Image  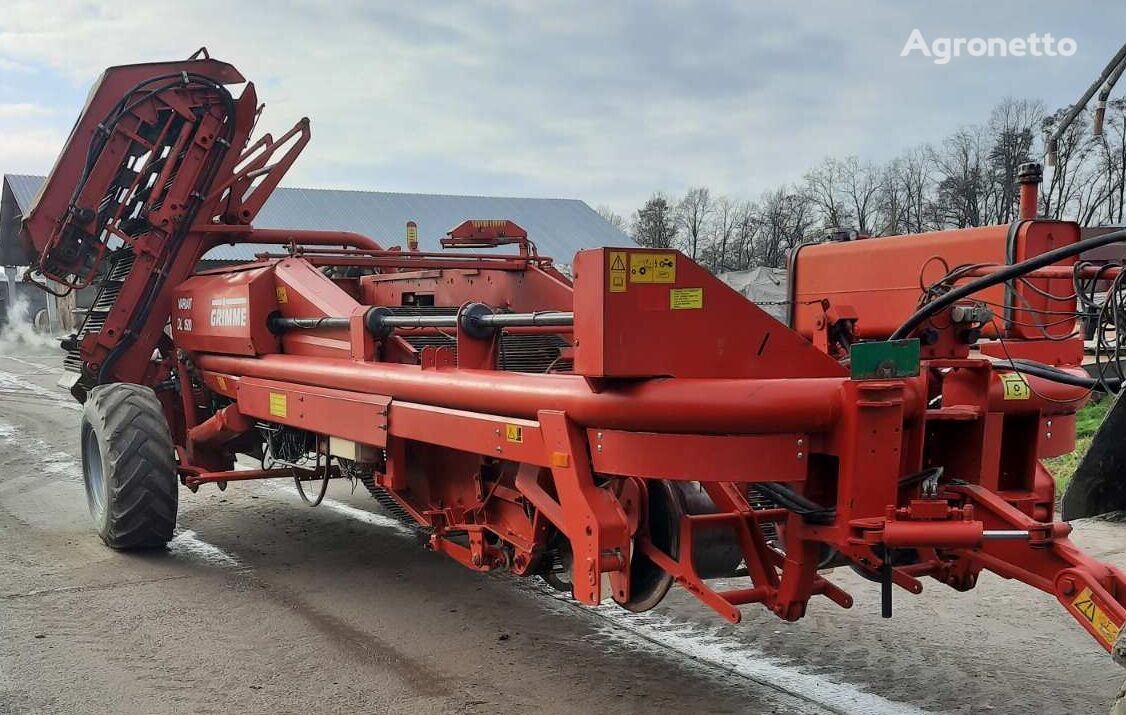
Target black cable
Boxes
[891,225,1126,341]
[758,466,948,526]
[95,76,237,384]
[997,358,1120,390]
[754,482,835,525]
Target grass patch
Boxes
[1044,396,1113,493]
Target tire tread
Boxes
[82,383,177,550]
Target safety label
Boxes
[608,251,627,293]
[269,392,288,418]
[999,373,1030,400]
[670,287,703,310]
[505,424,524,443]
[216,375,228,392]
[1072,587,1122,647]
[276,286,288,304]
[630,253,676,283]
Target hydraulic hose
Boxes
[997,358,1122,391]
[890,226,1126,341]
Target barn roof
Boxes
[0,174,632,265]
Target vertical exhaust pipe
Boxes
[1018,162,1042,220]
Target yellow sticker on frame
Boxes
[999,373,1030,400]
[629,253,676,283]
[670,287,703,310]
[1071,587,1122,647]
[505,424,524,443]
[269,392,288,418]
[608,251,627,293]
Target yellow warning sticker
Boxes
[505,424,523,443]
[216,375,228,392]
[629,253,676,283]
[608,251,627,293]
[1072,587,1122,647]
[999,373,1031,400]
[276,286,288,304]
[670,287,703,310]
[269,392,288,418]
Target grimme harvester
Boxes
[18,51,1126,670]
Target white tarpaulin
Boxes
[718,267,789,324]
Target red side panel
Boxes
[790,220,1080,340]
[172,265,280,356]
[572,248,845,379]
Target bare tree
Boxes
[803,157,852,229]
[676,187,713,261]
[630,193,678,248]
[1041,109,1098,220]
[596,205,626,232]
[1099,99,1126,223]
[707,196,739,272]
[754,187,813,268]
[617,95,1126,277]
[986,98,1043,223]
[905,147,937,233]
[730,200,760,270]
[931,126,990,228]
[840,156,881,234]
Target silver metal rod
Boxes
[477,311,574,327]
[982,530,1030,541]
[380,314,459,328]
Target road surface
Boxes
[1,348,1124,714]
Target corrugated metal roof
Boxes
[2,174,633,263]
[5,174,42,214]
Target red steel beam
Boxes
[193,353,888,434]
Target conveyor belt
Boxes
[64,248,134,374]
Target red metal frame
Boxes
[19,51,1126,671]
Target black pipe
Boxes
[269,304,574,337]
[890,226,1126,341]
[997,358,1122,391]
[268,315,350,332]
[1047,42,1126,163]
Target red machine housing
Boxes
[791,221,1081,342]
[17,52,1126,669]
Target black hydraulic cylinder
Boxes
[268,303,573,337]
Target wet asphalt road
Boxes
[1,349,1124,714]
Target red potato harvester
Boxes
[18,50,1126,668]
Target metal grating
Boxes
[394,307,572,373]
[64,248,134,374]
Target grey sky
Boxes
[0,1,1124,217]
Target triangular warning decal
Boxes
[1075,596,1097,622]
[610,254,626,271]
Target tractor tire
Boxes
[80,383,178,549]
